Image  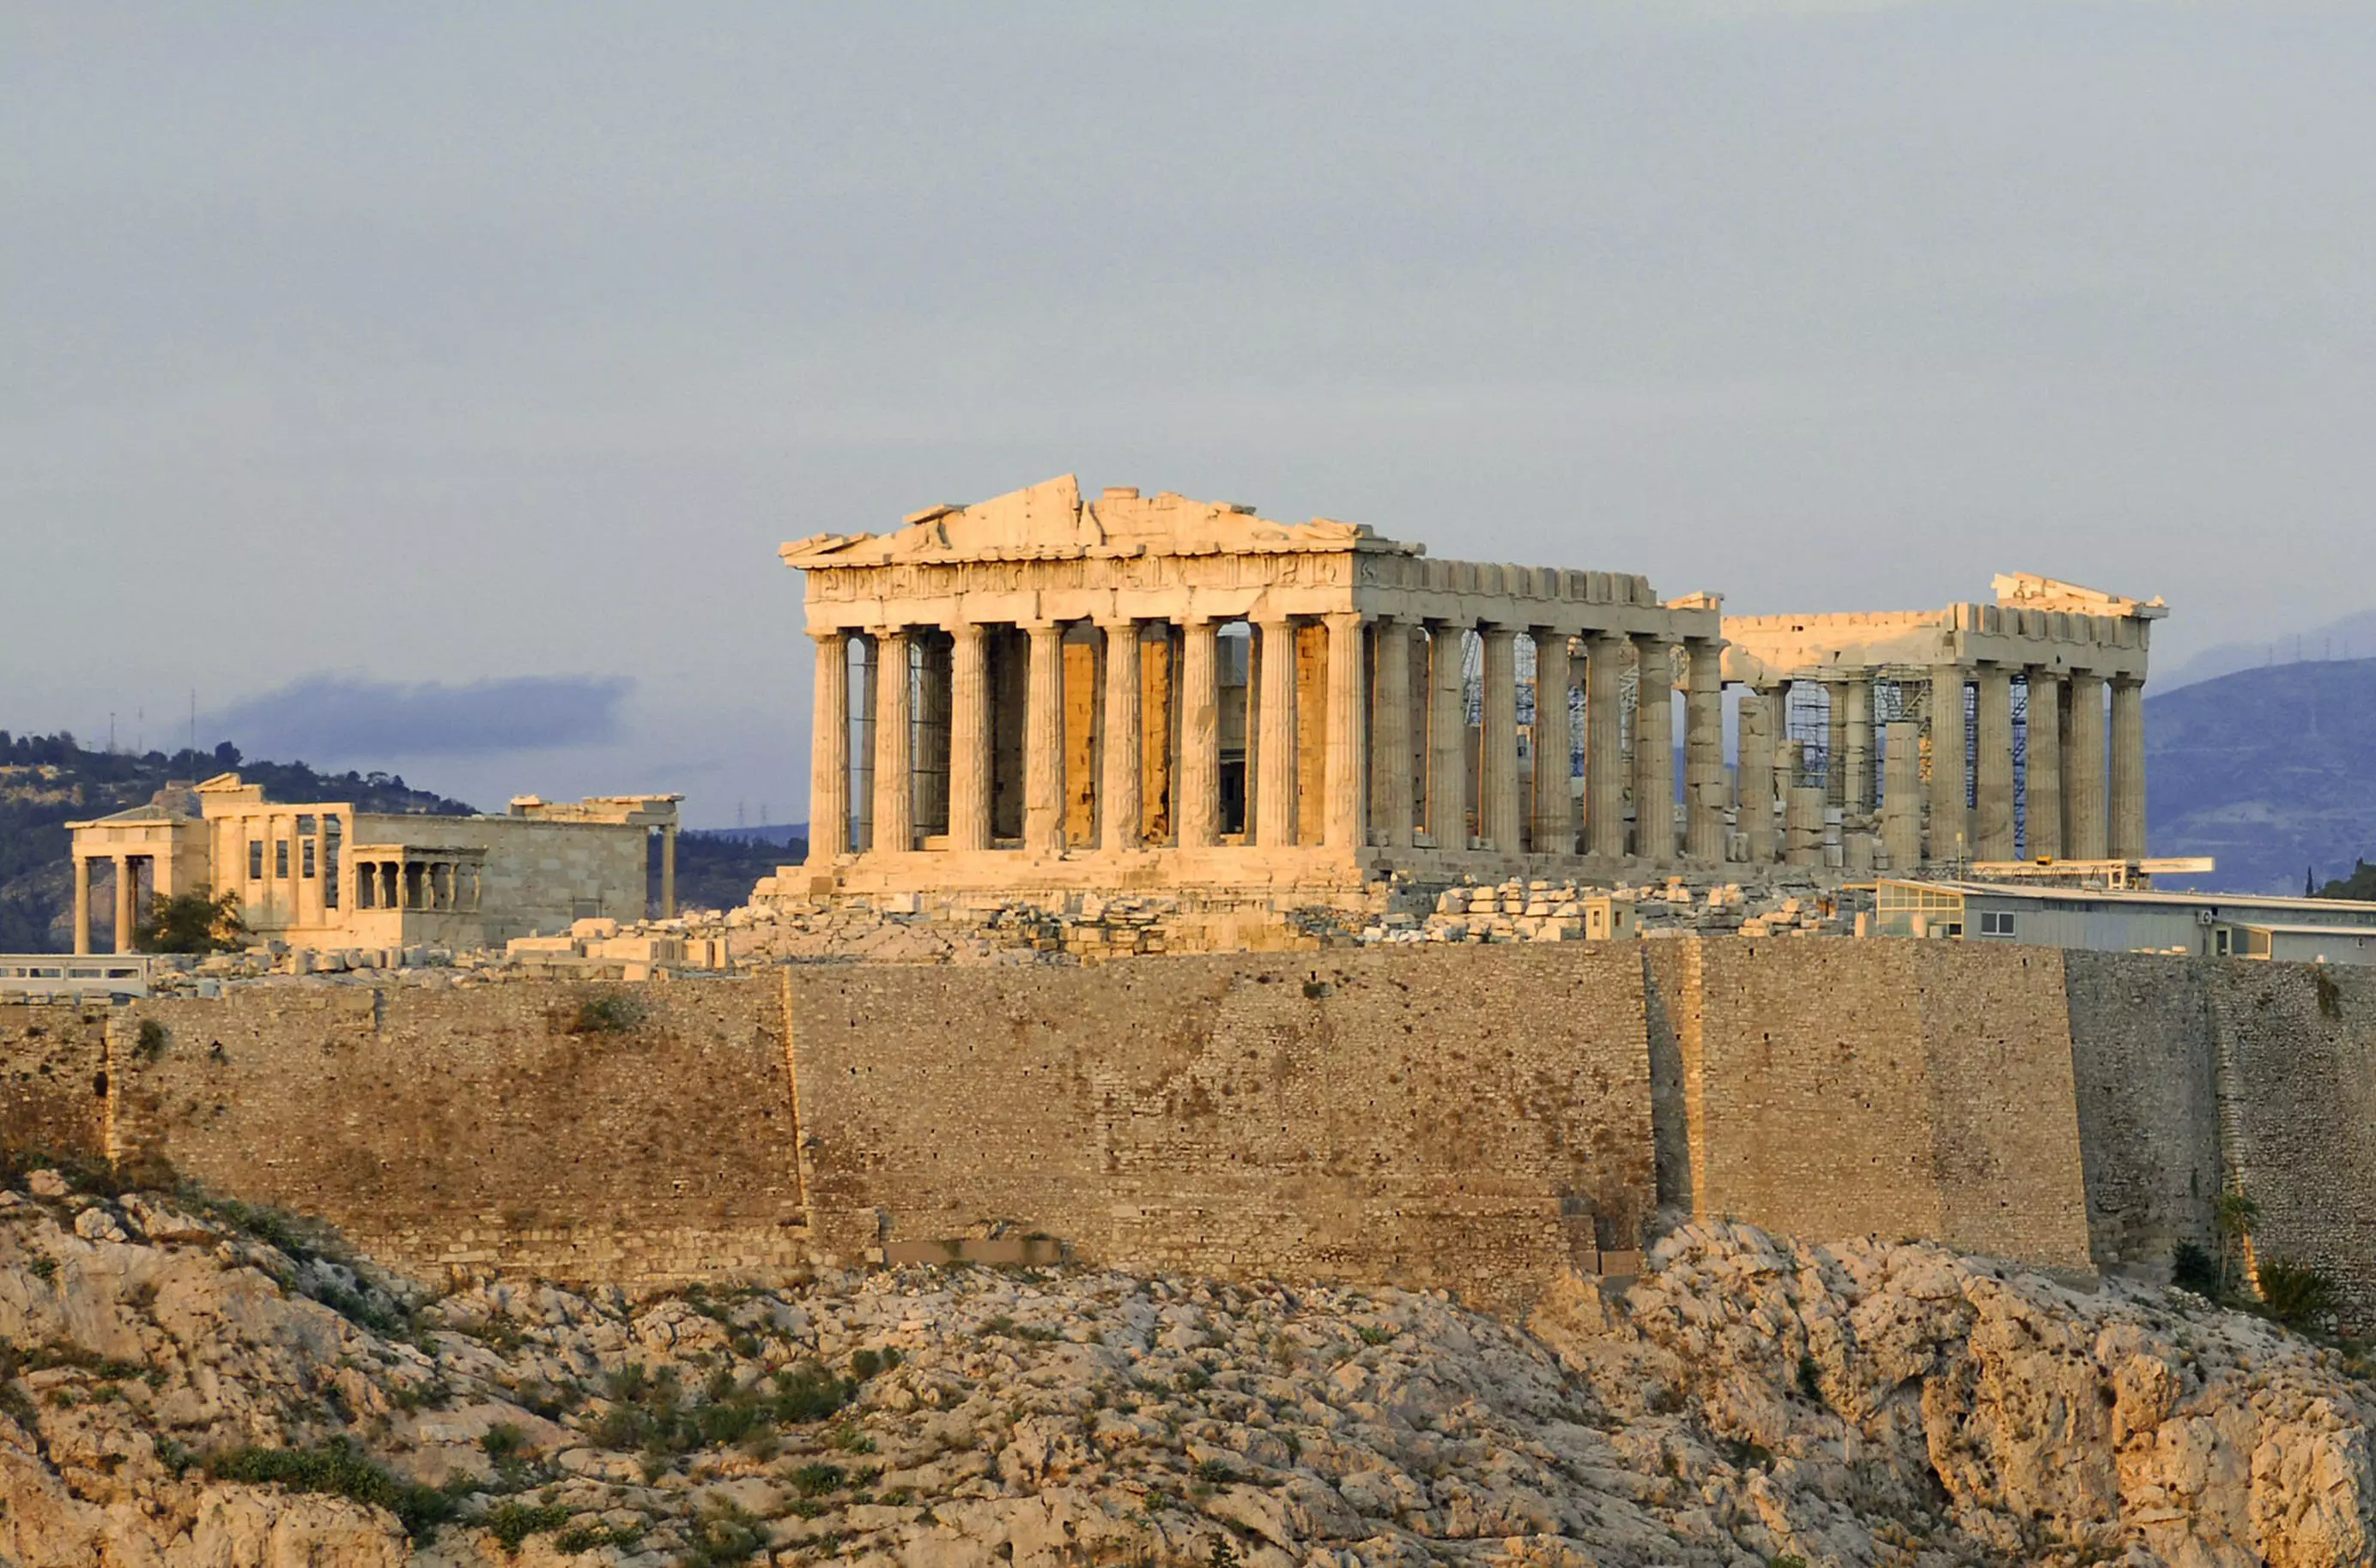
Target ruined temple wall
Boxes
[113,978,803,1285]
[2060,951,2221,1270]
[787,947,1658,1312]
[0,1005,111,1165]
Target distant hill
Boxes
[0,733,472,953]
[2147,659,2376,894]
[2159,608,2376,691]
[674,828,807,915]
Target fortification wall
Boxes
[786,947,1657,1312]
[113,978,803,1285]
[2061,952,2221,1269]
[0,1004,110,1165]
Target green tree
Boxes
[136,887,246,954]
[2213,1189,2260,1298]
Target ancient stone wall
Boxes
[786,947,1658,1312]
[111,978,803,1285]
[2060,951,2222,1268]
[0,1004,110,1165]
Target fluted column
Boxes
[72,857,92,955]
[1737,690,1776,863]
[1179,619,1221,847]
[1253,615,1298,847]
[1684,640,1725,863]
[2064,672,2108,860]
[1478,626,1521,851]
[1369,618,1415,848]
[1322,613,1367,851]
[872,628,914,854]
[1825,684,1850,808]
[948,622,991,851]
[2025,670,2063,860]
[1427,624,1469,848]
[1632,636,1674,860]
[1929,665,1968,863]
[1882,720,1921,869]
[1972,665,2015,861]
[2111,677,2147,859]
[113,854,135,954]
[1023,621,1066,856]
[1100,621,1143,851]
[1842,677,1873,817]
[808,631,849,862]
[1585,633,1627,858]
[1530,629,1573,855]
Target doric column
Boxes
[1323,613,1367,851]
[2064,672,2108,860]
[1530,628,1573,855]
[72,857,92,955]
[1369,618,1415,848]
[1882,720,1922,870]
[1973,664,2015,861]
[1929,664,1968,863]
[1632,636,1674,859]
[1477,626,1521,851]
[1023,621,1066,856]
[113,854,135,954]
[871,628,914,854]
[916,639,952,835]
[1178,619,1221,847]
[659,827,677,916]
[2110,676,2147,859]
[1737,690,1776,863]
[1253,615,1299,847]
[1100,621,1143,851]
[807,630,849,863]
[948,621,991,851]
[1427,624,1469,849]
[1825,684,1850,808]
[1585,632,1627,858]
[1683,640,1725,863]
[1842,677,1873,817]
[2025,670,2064,861]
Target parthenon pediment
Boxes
[1993,572,2168,620]
[779,474,1413,569]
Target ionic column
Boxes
[1584,633,1627,859]
[1929,664,1969,863]
[72,857,92,955]
[1842,677,1873,818]
[1973,664,2015,861]
[807,630,850,863]
[2025,670,2064,861]
[1427,624,1469,848]
[1882,720,1922,870]
[1683,640,1725,863]
[113,854,135,954]
[1253,615,1298,847]
[2064,672,2108,860]
[1023,621,1067,856]
[1179,619,1221,847]
[1323,613,1367,851]
[1737,690,1777,863]
[1530,628,1573,855]
[948,621,991,851]
[2110,676,2147,859]
[1369,618,1415,849]
[871,628,915,854]
[1632,636,1674,860]
[1477,626,1521,851]
[1100,621,1143,852]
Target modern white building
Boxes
[1874,879,2376,964]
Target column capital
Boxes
[1322,609,1366,633]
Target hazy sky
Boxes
[7,3,2372,825]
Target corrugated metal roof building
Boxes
[1873,880,2376,963]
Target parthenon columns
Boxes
[807,631,849,863]
[1683,640,1725,863]
[2026,670,2063,861]
[1737,690,1777,865]
[1370,618,1415,849]
[1427,625,1468,850]
[1632,636,1673,859]
[2110,676,2147,859]
[1840,677,1872,818]
[1478,627,1522,852]
[1024,622,1065,856]
[1530,629,1572,855]
[1930,664,1968,862]
[1323,614,1367,851]
[1100,620,1143,851]
[1973,664,2015,862]
[72,857,92,955]
[872,628,914,855]
[1179,619,1221,848]
[1585,633,1627,859]
[1253,615,1298,848]
[949,622,991,851]
[2064,673,2108,861]
[113,855,135,954]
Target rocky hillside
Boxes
[0,1165,2370,1566]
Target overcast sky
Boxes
[6,3,2371,825]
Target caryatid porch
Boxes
[782,475,1726,897]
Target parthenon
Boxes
[783,476,2162,897]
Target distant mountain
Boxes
[2147,659,2376,894]
[2158,608,2376,691]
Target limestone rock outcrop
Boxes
[0,1168,2366,1566]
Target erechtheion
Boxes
[783,475,2163,898]
[65,774,681,955]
